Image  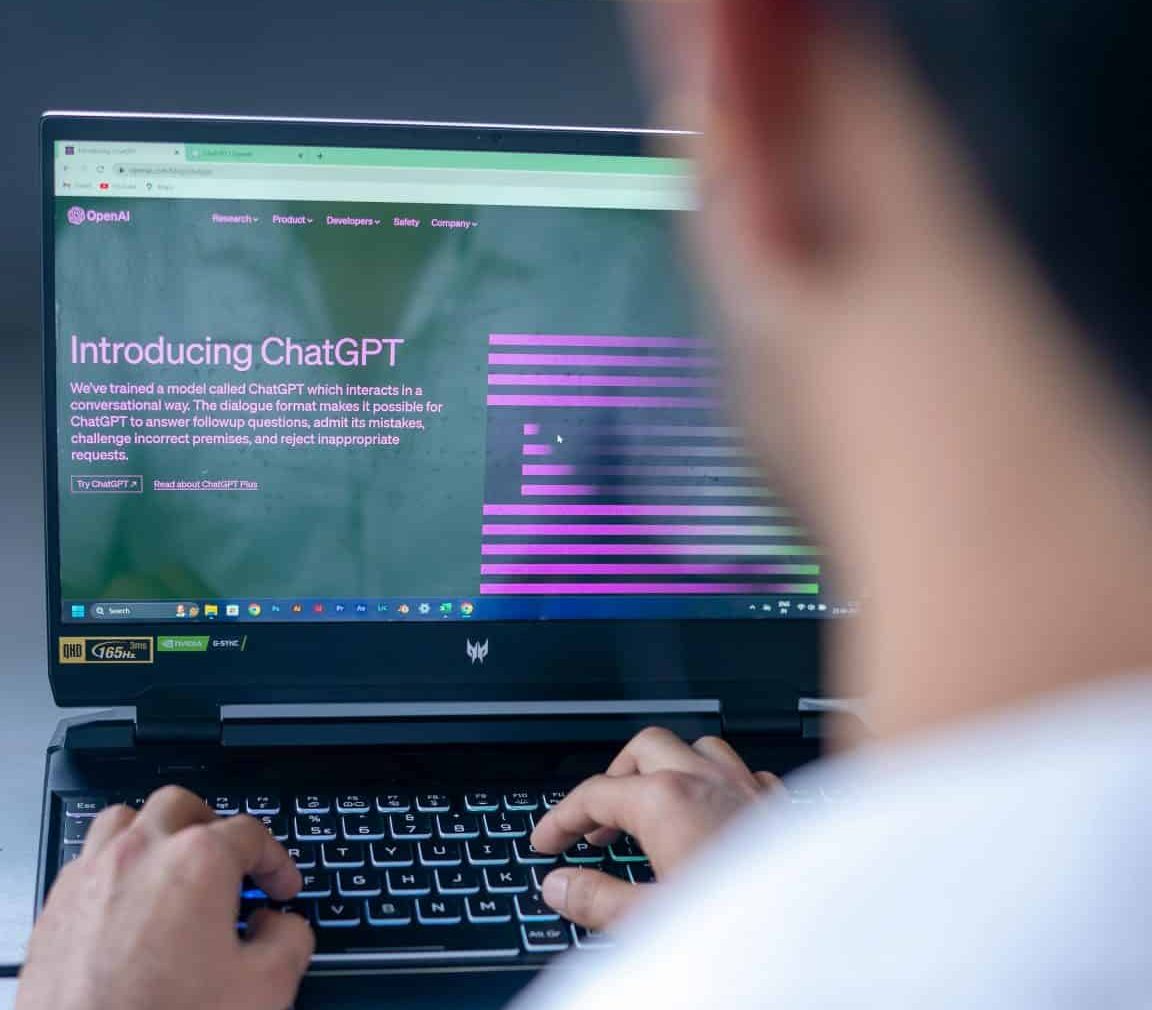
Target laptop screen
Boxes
[50,134,847,632]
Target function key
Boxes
[315,899,360,928]
[123,794,150,810]
[207,795,240,817]
[483,812,529,838]
[335,794,372,814]
[436,812,480,839]
[415,793,452,813]
[563,840,605,864]
[63,797,106,818]
[294,813,337,841]
[464,791,501,812]
[376,792,411,813]
[295,794,331,814]
[521,923,570,952]
[541,789,568,809]
[366,897,412,926]
[246,795,280,815]
[321,842,365,868]
[503,791,538,812]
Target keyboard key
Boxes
[286,843,317,869]
[295,794,331,814]
[464,791,500,812]
[416,896,462,925]
[466,839,511,866]
[62,818,91,843]
[609,835,646,862]
[299,871,333,898]
[122,794,150,810]
[521,923,570,952]
[629,862,656,884]
[386,869,431,896]
[335,794,372,814]
[484,866,529,894]
[515,892,560,922]
[337,870,382,897]
[602,861,631,881]
[256,814,288,841]
[321,842,365,868]
[342,814,386,840]
[59,844,83,866]
[246,795,280,815]
[418,840,462,867]
[503,791,538,812]
[572,924,613,949]
[389,812,433,840]
[310,921,520,958]
[370,841,415,868]
[294,813,337,841]
[436,812,480,839]
[563,840,605,864]
[514,838,557,865]
[542,790,568,809]
[63,797,105,818]
[365,897,413,926]
[484,812,528,838]
[435,867,480,895]
[375,793,411,813]
[207,795,239,817]
[466,895,512,923]
[315,900,360,927]
[415,793,452,813]
[530,866,553,891]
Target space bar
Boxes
[311,923,521,962]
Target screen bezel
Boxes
[42,112,825,713]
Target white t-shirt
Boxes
[515,675,1152,1008]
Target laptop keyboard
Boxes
[55,787,643,962]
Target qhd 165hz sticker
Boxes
[58,637,154,664]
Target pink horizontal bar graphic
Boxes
[522,423,541,436]
[480,582,818,595]
[489,353,714,368]
[481,524,796,536]
[481,563,813,575]
[490,395,715,409]
[490,334,705,348]
[484,504,779,517]
[482,543,815,556]
[522,464,759,478]
[521,484,600,495]
[489,373,718,388]
[522,444,553,456]
[522,464,576,476]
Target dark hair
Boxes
[879,0,1151,417]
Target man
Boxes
[16,0,1152,1006]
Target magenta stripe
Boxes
[522,444,553,456]
[522,464,576,476]
[480,582,817,595]
[522,464,758,478]
[489,373,718,388]
[484,504,778,517]
[491,395,715,409]
[521,484,601,495]
[482,543,812,556]
[481,563,811,575]
[522,423,541,436]
[481,523,795,536]
[489,334,704,348]
[489,353,714,368]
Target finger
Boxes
[541,867,642,931]
[691,736,760,793]
[242,908,314,1009]
[136,785,215,836]
[605,726,710,778]
[82,804,137,858]
[754,770,787,794]
[205,815,302,901]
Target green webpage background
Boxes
[55,199,694,600]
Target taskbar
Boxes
[63,595,858,623]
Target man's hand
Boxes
[531,727,781,930]
[16,786,313,1010]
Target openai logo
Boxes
[67,206,86,226]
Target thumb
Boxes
[541,868,642,931]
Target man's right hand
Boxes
[531,727,782,931]
[16,786,313,1010]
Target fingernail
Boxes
[542,870,569,912]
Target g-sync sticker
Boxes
[59,637,154,664]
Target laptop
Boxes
[36,111,850,998]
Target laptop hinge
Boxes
[134,701,222,745]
